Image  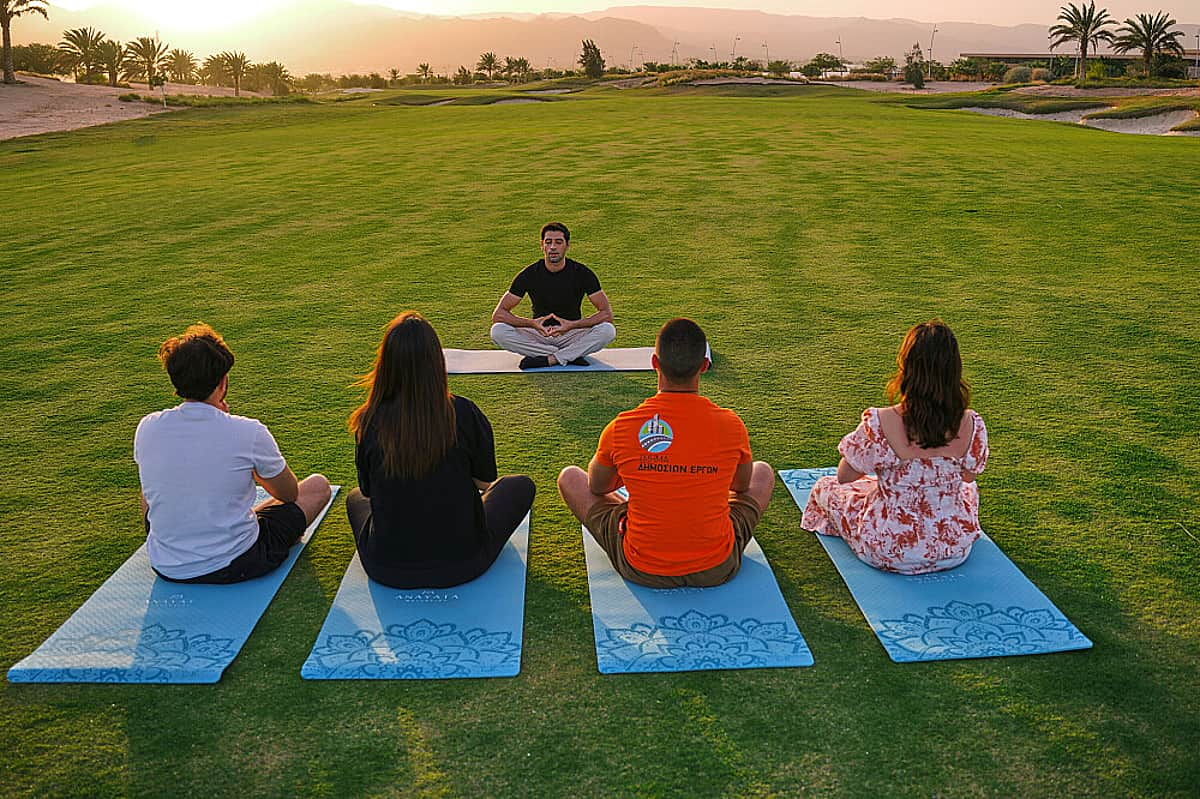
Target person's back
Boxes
[802,320,988,574]
[135,323,331,583]
[353,394,494,568]
[600,393,750,575]
[346,312,535,589]
[558,317,775,588]
[137,402,284,577]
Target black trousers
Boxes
[345,474,535,588]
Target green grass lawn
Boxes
[2,85,1198,797]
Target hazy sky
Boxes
[51,0,1200,28]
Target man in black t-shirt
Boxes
[490,222,616,369]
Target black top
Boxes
[354,395,498,566]
[508,258,602,321]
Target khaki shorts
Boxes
[585,496,763,588]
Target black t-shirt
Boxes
[508,258,602,321]
[354,395,498,566]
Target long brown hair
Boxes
[885,320,970,448]
[348,312,456,479]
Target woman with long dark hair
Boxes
[346,312,534,588]
[802,320,988,574]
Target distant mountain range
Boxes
[15,3,1199,75]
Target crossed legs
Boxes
[490,322,616,364]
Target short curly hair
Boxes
[157,323,234,401]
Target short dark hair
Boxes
[157,323,234,401]
[540,222,570,243]
[656,318,708,381]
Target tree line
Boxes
[9,27,289,95]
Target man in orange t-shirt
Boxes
[558,318,775,587]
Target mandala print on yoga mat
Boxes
[12,624,236,683]
[878,600,1089,661]
[779,467,838,495]
[597,609,809,672]
[303,619,519,678]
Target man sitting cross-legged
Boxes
[490,221,616,369]
[558,318,774,587]
[135,323,331,584]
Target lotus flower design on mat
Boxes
[303,619,520,678]
[878,601,1087,660]
[12,623,236,683]
[597,609,808,672]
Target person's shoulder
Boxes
[612,395,656,422]
[452,393,482,414]
[224,412,270,439]
[137,407,170,427]
[569,258,597,275]
[704,398,748,428]
[452,394,490,425]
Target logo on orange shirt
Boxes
[637,414,673,452]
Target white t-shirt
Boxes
[134,401,288,579]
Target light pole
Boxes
[1194,30,1199,78]
[928,25,938,79]
[836,36,843,67]
[732,35,741,61]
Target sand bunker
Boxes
[963,106,1096,124]
[1083,109,1198,135]
[0,75,272,140]
[492,98,542,104]
[962,106,1199,136]
[0,75,168,140]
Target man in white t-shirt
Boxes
[135,323,331,583]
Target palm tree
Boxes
[1049,1,1115,79]
[200,53,229,87]
[59,25,104,81]
[257,60,290,95]
[1112,11,1184,76]
[387,67,400,86]
[417,62,432,83]
[219,50,250,96]
[2,0,49,84]
[167,48,197,83]
[476,51,498,80]
[124,36,169,88]
[95,38,124,86]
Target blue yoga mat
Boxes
[583,524,813,674]
[779,468,1092,662]
[301,514,529,680]
[8,487,339,684]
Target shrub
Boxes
[1086,61,1107,80]
[1030,68,1052,82]
[117,93,141,102]
[1003,66,1032,83]
[844,72,890,82]
[903,43,926,88]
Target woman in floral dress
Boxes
[802,320,988,574]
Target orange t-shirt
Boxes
[595,392,752,575]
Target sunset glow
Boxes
[46,0,1200,29]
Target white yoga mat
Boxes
[444,347,655,374]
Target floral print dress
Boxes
[802,408,989,574]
